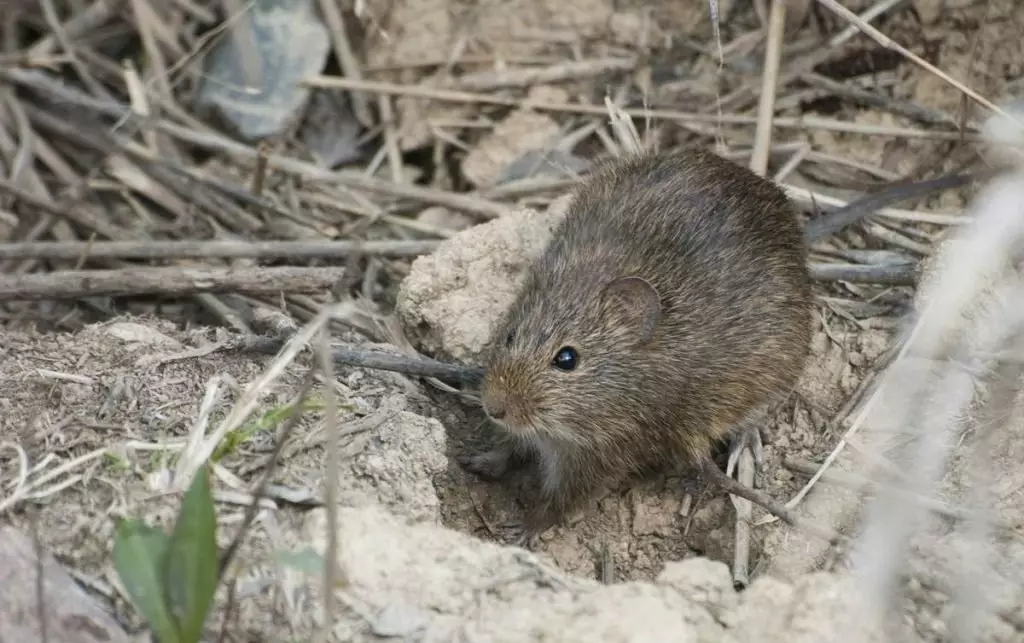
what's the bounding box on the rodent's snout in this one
[484,399,506,420]
[480,376,520,429]
[481,390,508,422]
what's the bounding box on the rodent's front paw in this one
[457,448,512,480]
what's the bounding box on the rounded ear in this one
[598,276,662,343]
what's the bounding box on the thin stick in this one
[801,170,989,243]
[1,69,515,219]
[730,448,755,587]
[800,71,953,126]
[782,457,1002,527]
[701,460,840,543]
[446,57,636,92]
[0,239,440,261]
[251,142,270,196]
[240,335,485,385]
[815,0,1023,131]
[304,75,989,142]
[0,177,136,241]
[28,0,124,57]
[318,0,373,127]
[809,262,916,285]
[316,327,344,642]
[730,0,788,586]
[749,0,787,176]
[0,266,346,301]
[827,0,907,47]
[217,368,318,578]
[39,0,113,101]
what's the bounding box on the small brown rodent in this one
[458,147,815,544]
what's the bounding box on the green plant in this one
[212,396,324,461]
[113,466,219,643]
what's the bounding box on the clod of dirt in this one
[417,206,476,232]
[97,320,185,351]
[912,0,942,24]
[731,573,871,643]
[395,195,572,361]
[461,87,567,187]
[305,503,731,641]
[337,393,449,523]
[498,149,592,184]
[300,501,927,642]
[0,526,130,643]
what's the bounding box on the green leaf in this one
[113,519,181,643]
[164,465,219,643]
[212,397,325,461]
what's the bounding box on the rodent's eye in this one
[551,346,578,371]
[504,329,515,347]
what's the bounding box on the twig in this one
[730,448,755,587]
[445,57,636,92]
[801,170,990,243]
[815,0,1023,131]
[378,94,404,184]
[31,511,48,643]
[827,0,907,47]
[38,0,113,102]
[28,0,125,57]
[122,58,159,152]
[0,239,440,261]
[0,177,136,241]
[782,457,1006,528]
[316,327,343,642]
[304,75,989,142]
[701,460,840,543]
[809,262,916,285]
[239,335,485,385]
[251,141,270,196]
[786,184,968,228]
[749,0,786,176]
[0,266,346,301]
[318,0,373,127]
[728,0,790,586]
[1,69,514,218]
[800,71,954,126]
[129,0,172,98]
[217,367,318,578]
[217,577,240,643]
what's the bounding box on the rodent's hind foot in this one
[496,520,540,550]
[726,422,765,476]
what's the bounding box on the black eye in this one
[552,346,578,371]
[504,330,516,347]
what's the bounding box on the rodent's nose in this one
[485,399,507,420]
[482,388,508,421]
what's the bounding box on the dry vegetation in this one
[2,0,1024,641]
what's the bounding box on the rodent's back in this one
[488,147,813,468]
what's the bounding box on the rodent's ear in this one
[599,276,661,343]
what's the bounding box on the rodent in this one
[236,150,980,542]
[457,147,815,545]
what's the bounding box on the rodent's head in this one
[481,273,661,444]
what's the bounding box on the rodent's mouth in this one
[483,412,533,436]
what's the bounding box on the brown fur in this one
[463,148,814,538]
